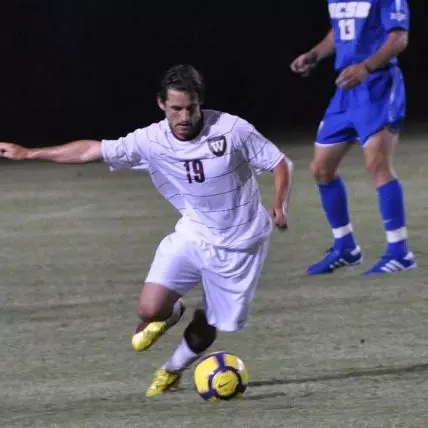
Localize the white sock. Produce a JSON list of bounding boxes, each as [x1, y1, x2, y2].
[[161, 338, 201, 372], [165, 300, 183, 328]]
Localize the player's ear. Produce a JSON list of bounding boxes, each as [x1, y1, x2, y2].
[[157, 97, 166, 112]]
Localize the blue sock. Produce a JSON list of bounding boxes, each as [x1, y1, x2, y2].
[[318, 176, 356, 250], [377, 179, 408, 257]]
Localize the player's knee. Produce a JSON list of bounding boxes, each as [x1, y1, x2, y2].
[[364, 152, 393, 180], [310, 160, 336, 183], [365, 157, 379, 177], [184, 309, 217, 353]]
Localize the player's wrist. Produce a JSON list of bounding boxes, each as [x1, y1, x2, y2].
[[274, 197, 287, 212], [307, 50, 319, 64], [362, 61, 375, 73], [25, 148, 38, 160]]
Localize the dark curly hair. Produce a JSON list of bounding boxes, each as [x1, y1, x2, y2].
[[158, 64, 205, 103]]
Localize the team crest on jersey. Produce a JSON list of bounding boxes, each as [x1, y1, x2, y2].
[[208, 136, 227, 157], [390, 11, 406, 22]]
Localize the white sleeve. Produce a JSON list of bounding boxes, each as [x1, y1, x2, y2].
[[235, 118, 284, 174], [101, 128, 150, 171]]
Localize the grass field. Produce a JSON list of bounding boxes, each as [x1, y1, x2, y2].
[[1, 134, 427, 427]]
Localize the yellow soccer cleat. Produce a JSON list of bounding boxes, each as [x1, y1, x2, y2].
[[145, 369, 182, 397], [131, 299, 185, 352]]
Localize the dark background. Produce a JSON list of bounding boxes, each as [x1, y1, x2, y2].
[[1, 0, 427, 146]]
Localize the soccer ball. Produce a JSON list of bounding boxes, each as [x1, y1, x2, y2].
[[193, 351, 248, 401]]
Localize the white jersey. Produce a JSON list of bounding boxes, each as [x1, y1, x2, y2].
[[101, 110, 284, 249]]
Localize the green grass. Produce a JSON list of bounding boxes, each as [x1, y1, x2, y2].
[[1, 136, 427, 427]]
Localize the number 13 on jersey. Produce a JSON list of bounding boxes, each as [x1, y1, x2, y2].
[[338, 18, 355, 40]]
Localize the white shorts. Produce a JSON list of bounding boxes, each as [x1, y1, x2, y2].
[[145, 233, 270, 332]]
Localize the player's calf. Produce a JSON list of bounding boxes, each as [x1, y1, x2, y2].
[[183, 308, 217, 353], [163, 308, 217, 371], [364, 130, 414, 264], [307, 174, 361, 274], [308, 144, 361, 275]]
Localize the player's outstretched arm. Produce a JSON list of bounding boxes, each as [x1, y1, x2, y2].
[[290, 29, 335, 76], [0, 140, 103, 163], [271, 157, 293, 230]]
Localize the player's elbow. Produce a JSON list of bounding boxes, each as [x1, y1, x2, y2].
[[401, 33, 409, 51], [80, 140, 103, 163], [390, 30, 409, 53], [398, 32, 409, 51]]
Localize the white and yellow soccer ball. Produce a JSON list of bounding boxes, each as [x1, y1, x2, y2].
[[194, 351, 248, 401]]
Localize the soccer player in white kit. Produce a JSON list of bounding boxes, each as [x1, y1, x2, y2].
[[0, 64, 293, 396]]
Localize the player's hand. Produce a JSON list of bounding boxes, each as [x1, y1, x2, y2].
[[272, 206, 288, 230], [290, 51, 318, 77], [0, 142, 29, 160], [335, 63, 368, 89]]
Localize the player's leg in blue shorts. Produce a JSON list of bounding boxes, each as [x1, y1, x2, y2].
[[307, 90, 363, 275], [354, 67, 416, 275], [308, 66, 415, 275]]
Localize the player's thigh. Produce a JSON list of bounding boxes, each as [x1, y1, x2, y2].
[[356, 67, 405, 146], [201, 238, 270, 332], [355, 103, 403, 151], [316, 91, 357, 147], [313, 110, 356, 182], [140, 233, 201, 319]]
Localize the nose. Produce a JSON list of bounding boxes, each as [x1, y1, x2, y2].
[[180, 110, 190, 123]]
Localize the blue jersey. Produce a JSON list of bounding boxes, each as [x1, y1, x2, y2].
[[328, 0, 409, 71]]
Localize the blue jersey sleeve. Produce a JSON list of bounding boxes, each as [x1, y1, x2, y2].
[[381, 0, 409, 32]]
